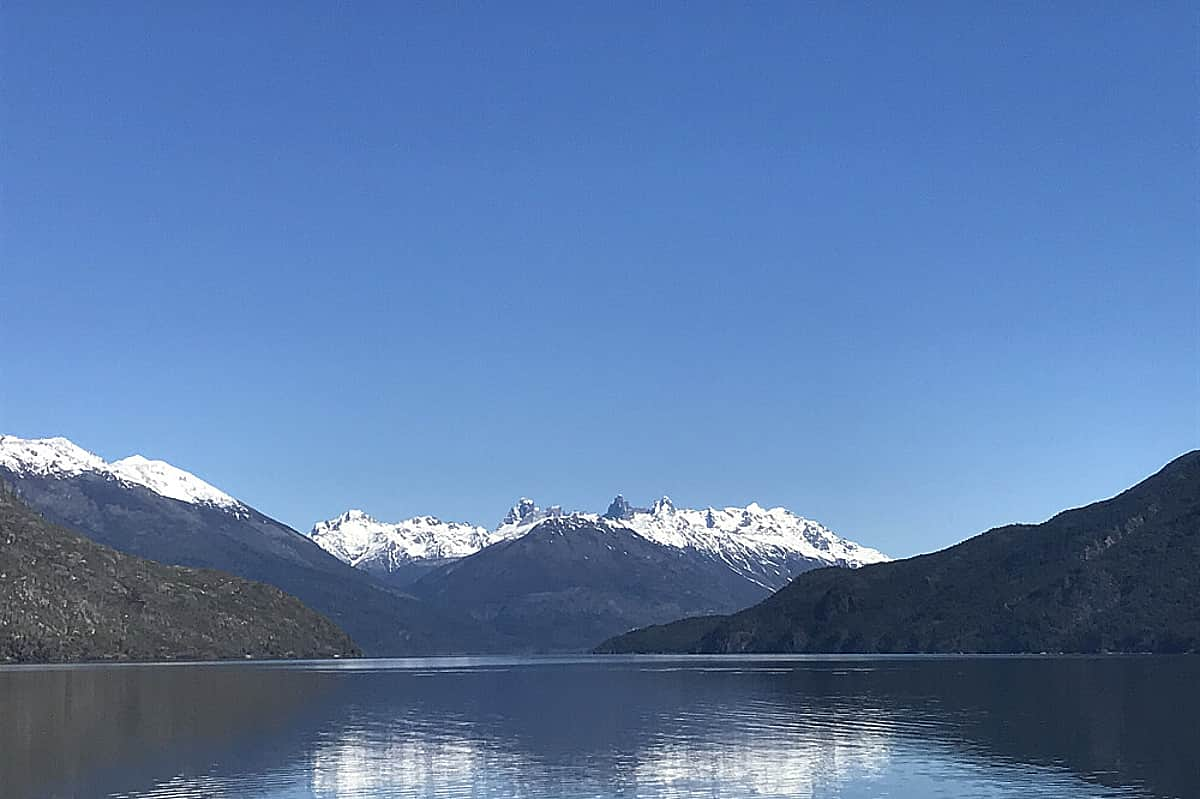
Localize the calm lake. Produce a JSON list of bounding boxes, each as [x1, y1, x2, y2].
[[1, 655, 1194, 799]]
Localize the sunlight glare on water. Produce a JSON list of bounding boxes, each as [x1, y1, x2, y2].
[[0, 656, 1189, 799]]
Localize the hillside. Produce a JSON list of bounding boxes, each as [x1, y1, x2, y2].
[[599, 451, 1200, 654], [0, 485, 359, 663]]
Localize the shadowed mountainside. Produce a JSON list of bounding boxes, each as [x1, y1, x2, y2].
[[599, 451, 1200, 654], [0, 485, 359, 662]]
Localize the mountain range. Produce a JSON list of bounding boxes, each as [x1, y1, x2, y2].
[[0, 435, 506, 655], [0, 434, 886, 655], [306, 495, 888, 651], [598, 450, 1200, 655], [309, 495, 887, 589], [10, 432, 1190, 659]]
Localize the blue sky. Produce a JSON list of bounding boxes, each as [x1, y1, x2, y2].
[[2, 3, 1196, 557]]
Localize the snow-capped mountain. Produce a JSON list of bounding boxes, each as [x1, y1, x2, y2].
[[308, 500, 557, 584], [2, 433, 892, 654], [310, 494, 888, 590], [0, 435, 246, 514], [405, 504, 888, 651], [0, 434, 509, 655], [310, 510, 497, 582], [0, 435, 109, 477], [603, 494, 888, 589]]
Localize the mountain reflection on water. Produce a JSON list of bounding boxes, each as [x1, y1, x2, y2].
[[0, 655, 1193, 799]]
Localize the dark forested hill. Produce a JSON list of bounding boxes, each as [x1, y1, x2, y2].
[[0, 486, 359, 663], [598, 451, 1200, 654]]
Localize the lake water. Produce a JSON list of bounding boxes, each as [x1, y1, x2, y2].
[[1, 655, 1194, 799]]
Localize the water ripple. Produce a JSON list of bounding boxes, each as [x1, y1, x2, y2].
[[0, 656, 1191, 799]]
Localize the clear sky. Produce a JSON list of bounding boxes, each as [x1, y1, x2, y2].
[[2, 3, 1196, 557]]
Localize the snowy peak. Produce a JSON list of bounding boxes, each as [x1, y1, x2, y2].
[[0, 435, 108, 477], [110, 455, 242, 510], [614, 501, 889, 572], [502, 497, 539, 526], [309, 511, 495, 572], [0, 434, 247, 514]]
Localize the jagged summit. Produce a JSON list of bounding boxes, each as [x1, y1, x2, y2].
[[309, 512, 496, 573], [0, 435, 245, 513], [604, 494, 635, 520], [605, 494, 677, 521], [502, 497, 539, 526], [310, 494, 889, 588], [494, 499, 565, 538]]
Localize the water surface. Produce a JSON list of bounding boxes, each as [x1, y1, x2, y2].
[[1, 655, 1194, 798]]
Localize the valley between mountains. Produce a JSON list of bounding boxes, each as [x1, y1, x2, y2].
[[0, 434, 886, 658], [2, 434, 1195, 661]]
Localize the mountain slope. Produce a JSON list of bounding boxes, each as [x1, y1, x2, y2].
[[0, 484, 358, 663], [599, 451, 1200, 654], [409, 516, 774, 651], [0, 436, 505, 655]]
